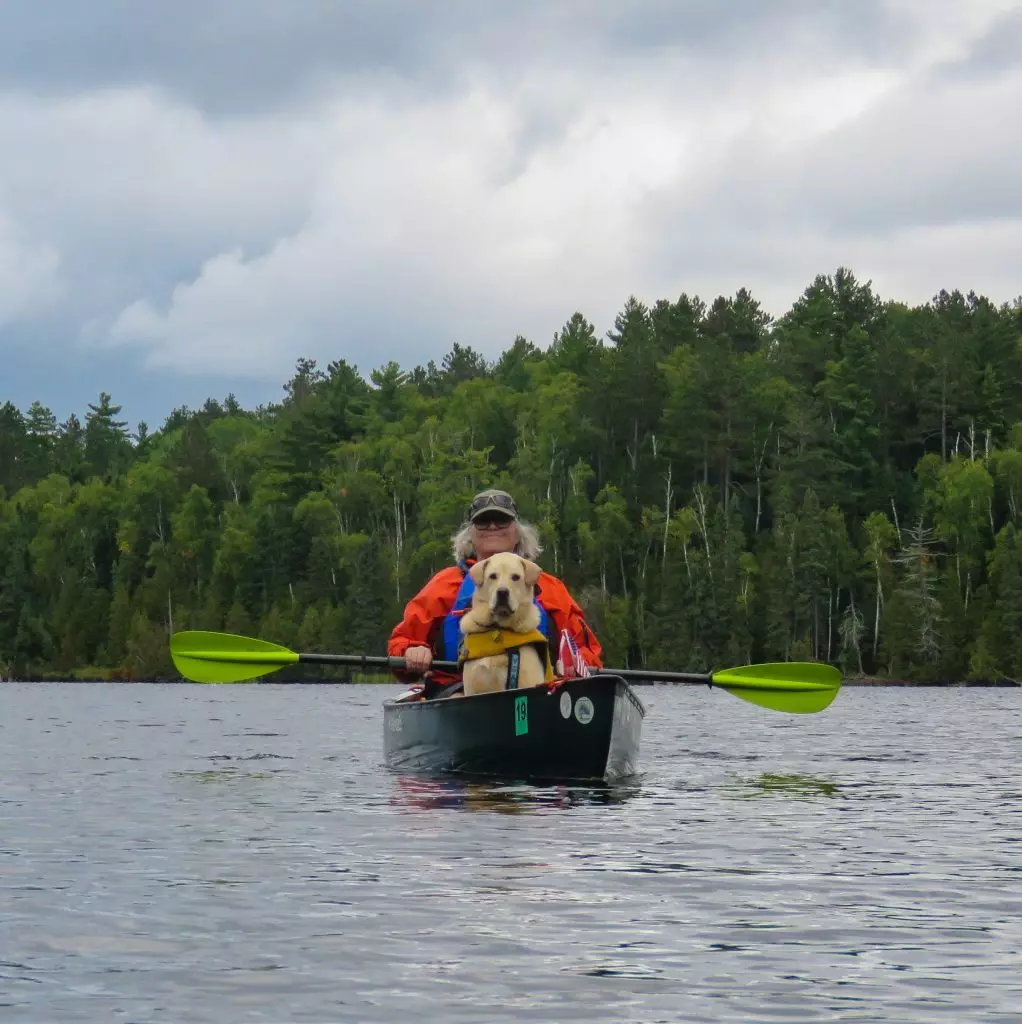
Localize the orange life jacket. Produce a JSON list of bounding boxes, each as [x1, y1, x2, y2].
[[388, 561, 602, 683]]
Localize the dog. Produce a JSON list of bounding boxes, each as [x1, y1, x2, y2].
[[458, 552, 552, 697]]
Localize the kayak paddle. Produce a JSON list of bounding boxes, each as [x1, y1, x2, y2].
[[170, 630, 841, 714], [169, 630, 459, 684], [607, 662, 841, 714]]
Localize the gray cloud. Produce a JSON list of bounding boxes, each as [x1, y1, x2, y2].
[[0, 210, 61, 327], [1, 0, 1020, 426], [0, 0, 902, 114], [937, 4, 1022, 80]]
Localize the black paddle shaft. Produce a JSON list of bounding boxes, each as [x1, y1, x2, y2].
[[296, 652, 461, 672], [604, 668, 713, 684], [295, 651, 710, 684]]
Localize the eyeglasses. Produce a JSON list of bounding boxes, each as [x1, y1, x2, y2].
[[473, 515, 515, 530]]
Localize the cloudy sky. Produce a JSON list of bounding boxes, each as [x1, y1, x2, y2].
[[1, 1, 1020, 429]]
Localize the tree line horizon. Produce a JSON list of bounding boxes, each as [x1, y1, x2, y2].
[[3, 266, 1022, 684]]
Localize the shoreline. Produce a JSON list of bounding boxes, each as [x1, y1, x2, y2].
[[3, 674, 1020, 688], [839, 678, 1019, 688]]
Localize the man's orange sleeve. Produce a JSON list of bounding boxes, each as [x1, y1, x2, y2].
[[537, 573, 604, 669], [388, 566, 465, 659]]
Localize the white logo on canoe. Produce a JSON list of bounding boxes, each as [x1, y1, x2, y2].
[[559, 691, 572, 719], [573, 696, 594, 725]]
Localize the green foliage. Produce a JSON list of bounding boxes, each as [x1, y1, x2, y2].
[[3, 273, 1022, 681], [125, 610, 172, 678]]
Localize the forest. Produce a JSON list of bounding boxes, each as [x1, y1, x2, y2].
[[2, 268, 1022, 684]]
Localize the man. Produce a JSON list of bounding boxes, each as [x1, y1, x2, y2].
[[388, 489, 602, 687]]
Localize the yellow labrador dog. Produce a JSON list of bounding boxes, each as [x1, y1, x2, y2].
[[459, 552, 550, 697]]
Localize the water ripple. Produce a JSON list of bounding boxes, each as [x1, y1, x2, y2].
[[1, 683, 1020, 1022]]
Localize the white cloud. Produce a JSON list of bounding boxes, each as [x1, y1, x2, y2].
[[97, 61, 907, 375], [106, 82, 656, 378]]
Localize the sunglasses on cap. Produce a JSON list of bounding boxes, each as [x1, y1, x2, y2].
[[467, 491, 519, 519]]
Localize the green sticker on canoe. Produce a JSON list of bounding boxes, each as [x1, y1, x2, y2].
[[514, 694, 529, 736]]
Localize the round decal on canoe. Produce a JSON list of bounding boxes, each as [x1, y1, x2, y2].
[[573, 696, 595, 725], [559, 691, 572, 719]]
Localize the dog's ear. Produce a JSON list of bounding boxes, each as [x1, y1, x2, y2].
[[518, 557, 542, 587], [469, 558, 489, 585]]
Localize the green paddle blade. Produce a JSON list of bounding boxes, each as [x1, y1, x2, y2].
[[710, 662, 842, 714], [170, 631, 299, 683]]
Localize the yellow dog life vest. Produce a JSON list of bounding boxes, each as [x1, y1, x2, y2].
[[458, 628, 556, 684]]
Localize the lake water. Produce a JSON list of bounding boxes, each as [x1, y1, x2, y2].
[[1, 682, 1020, 1023]]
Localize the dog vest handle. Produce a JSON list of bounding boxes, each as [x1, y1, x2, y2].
[[506, 648, 520, 690]]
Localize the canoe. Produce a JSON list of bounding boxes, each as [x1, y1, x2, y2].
[[382, 673, 645, 783]]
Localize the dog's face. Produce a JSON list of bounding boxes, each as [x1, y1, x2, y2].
[[469, 552, 541, 625]]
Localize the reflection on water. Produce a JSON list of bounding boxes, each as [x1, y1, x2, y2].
[[389, 774, 641, 813], [725, 772, 842, 800]]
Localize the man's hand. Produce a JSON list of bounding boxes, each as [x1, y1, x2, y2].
[[403, 645, 433, 673]]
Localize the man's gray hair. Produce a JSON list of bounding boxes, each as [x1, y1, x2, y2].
[[451, 519, 543, 564]]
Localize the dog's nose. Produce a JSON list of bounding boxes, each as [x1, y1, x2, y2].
[[495, 587, 510, 604]]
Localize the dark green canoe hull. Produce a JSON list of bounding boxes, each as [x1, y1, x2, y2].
[[382, 674, 645, 783]]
